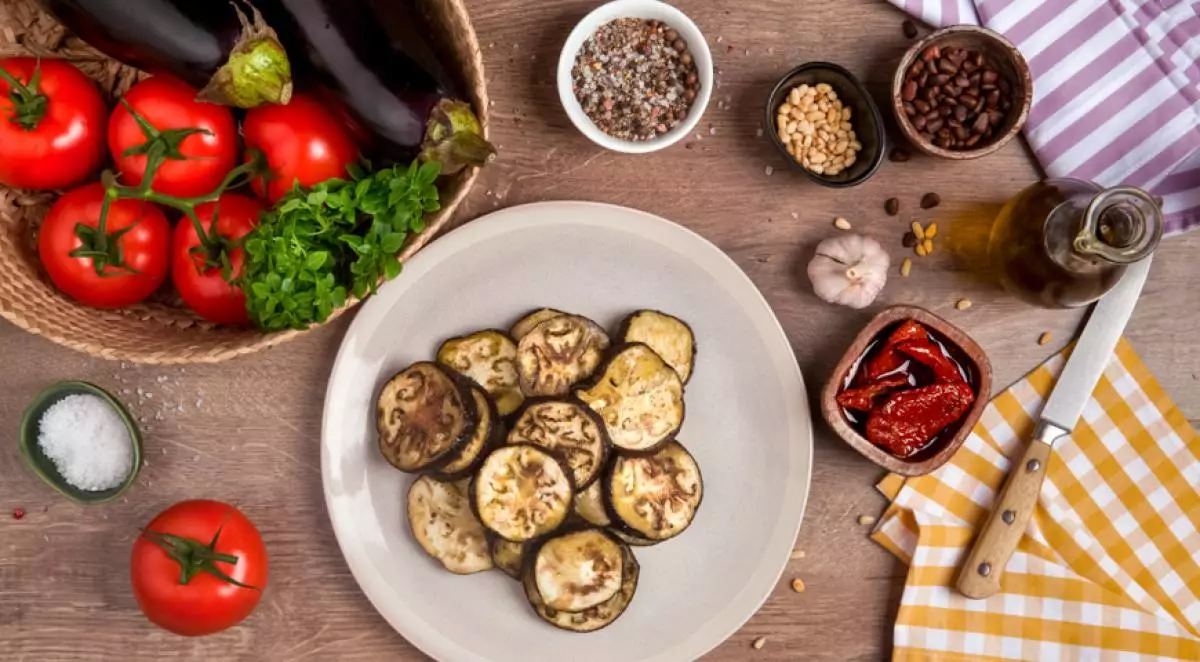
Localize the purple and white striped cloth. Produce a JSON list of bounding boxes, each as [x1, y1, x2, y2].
[[890, 0, 1200, 236]]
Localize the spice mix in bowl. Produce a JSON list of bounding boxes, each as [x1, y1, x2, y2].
[[558, 0, 713, 153]]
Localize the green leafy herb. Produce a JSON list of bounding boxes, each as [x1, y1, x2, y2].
[[241, 161, 441, 331]]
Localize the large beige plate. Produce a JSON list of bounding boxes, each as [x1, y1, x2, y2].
[[321, 202, 812, 661]]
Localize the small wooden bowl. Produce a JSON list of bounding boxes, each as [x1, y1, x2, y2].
[[820, 306, 992, 477], [891, 25, 1032, 160]]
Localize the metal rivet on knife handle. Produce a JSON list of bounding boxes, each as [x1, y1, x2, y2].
[[1026, 459, 1041, 472], [1002, 509, 1016, 524], [977, 562, 992, 577]]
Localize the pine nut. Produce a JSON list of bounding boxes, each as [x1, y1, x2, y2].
[[791, 577, 806, 592], [1038, 332, 1052, 345], [915, 244, 928, 257], [900, 258, 912, 277], [911, 221, 925, 240], [922, 238, 934, 254], [789, 549, 806, 560], [833, 217, 851, 230], [956, 298, 972, 310], [753, 637, 767, 650], [925, 222, 939, 239], [857, 515, 876, 526]]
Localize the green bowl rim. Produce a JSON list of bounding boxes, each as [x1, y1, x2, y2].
[[18, 380, 143, 504]]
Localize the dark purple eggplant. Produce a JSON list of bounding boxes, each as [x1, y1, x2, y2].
[[254, 0, 495, 174], [40, 0, 292, 108]]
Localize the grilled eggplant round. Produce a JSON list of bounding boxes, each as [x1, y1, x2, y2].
[[436, 383, 500, 480], [574, 343, 685, 454], [522, 531, 640, 632], [437, 330, 524, 416], [574, 482, 612, 527], [618, 310, 696, 383], [605, 440, 703, 542], [516, 315, 610, 397], [490, 537, 527, 580], [507, 398, 610, 489], [378, 362, 477, 473], [510, 308, 566, 341], [530, 528, 624, 613], [472, 444, 574, 542], [407, 476, 493, 574]]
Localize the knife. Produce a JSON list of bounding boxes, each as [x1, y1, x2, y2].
[[955, 257, 1153, 599]]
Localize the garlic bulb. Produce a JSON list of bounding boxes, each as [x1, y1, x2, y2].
[[807, 234, 889, 309]]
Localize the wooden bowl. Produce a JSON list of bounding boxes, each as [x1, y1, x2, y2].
[[765, 62, 886, 188], [820, 305, 992, 477], [891, 25, 1032, 160], [0, 0, 488, 364]]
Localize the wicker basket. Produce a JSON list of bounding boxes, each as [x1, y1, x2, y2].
[[0, 0, 488, 363]]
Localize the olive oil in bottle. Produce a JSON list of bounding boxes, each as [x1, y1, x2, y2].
[[988, 179, 1162, 308]]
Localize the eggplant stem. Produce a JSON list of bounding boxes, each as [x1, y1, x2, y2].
[[420, 100, 497, 175], [200, 3, 292, 108]]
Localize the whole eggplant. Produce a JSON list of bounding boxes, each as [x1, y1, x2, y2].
[[254, 0, 495, 174], [40, 0, 292, 108]]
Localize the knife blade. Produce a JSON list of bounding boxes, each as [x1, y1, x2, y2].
[[956, 257, 1152, 599]]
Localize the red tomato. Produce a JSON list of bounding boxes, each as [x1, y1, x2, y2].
[[131, 500, 268, 637], [0, 58, 107, 190], [172, 194, 262, 325], [38, 183, 170, 308], [243, 93, 358, 203], [109, 76, 238, 198]]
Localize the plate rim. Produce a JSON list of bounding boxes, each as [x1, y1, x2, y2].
[[321, 201, 813, 661]]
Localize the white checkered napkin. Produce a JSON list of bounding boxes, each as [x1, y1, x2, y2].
[[872, 339, 1200, 660]]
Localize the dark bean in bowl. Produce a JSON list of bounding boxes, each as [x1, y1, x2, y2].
[[765, 62, 885, 188]]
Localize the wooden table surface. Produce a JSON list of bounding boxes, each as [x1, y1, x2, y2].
[[3, 1, 1198, 660]]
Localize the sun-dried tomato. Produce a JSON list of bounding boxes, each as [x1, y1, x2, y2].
[[866, 381, 975, 458], [896, 340, 967, 384], [862, 320, 927, 382], [836, 373, 911, 411]]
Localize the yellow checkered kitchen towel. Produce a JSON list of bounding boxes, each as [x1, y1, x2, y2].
[[871, 338, 1200, 661]]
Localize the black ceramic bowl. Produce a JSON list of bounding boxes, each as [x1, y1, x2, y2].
[[765, 62, 886, 188]]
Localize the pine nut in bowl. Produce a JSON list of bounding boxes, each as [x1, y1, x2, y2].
[[557, 0, 713, 153], [766, 62, 885, 188], [892, 25, 1033, 159], [18, 381, 142, 504]]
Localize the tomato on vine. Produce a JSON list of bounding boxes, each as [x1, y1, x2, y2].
[[243, 93, 358, 203], [131, 500, 268, 636], [0, 57, 107, 190], [37, 182, 170, 309], [109, 76, 239, 198], [172, 194, 262, 325]]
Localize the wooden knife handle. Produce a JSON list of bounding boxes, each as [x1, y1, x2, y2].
[[955, 439, 1053, 599]]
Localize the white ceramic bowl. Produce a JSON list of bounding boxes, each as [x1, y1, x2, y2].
[[557, 0, 713, 153]]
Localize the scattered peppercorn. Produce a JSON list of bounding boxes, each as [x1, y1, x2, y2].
[[902, 231, 918, 247], [885, 197, 900, 216], [13, 506, 25, 520], [902, 20, 918, 39], [921, 192, 941, 209], [889, 147, 912, 162]]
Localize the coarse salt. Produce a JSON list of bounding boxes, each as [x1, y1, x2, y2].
[[37, 394, 131, 491]]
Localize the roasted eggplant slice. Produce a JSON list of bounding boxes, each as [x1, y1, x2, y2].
[[517, 315, 610, 397], [472, 444, 574, 542], [507, 398, 610, 489], [618, 310, 696, 383], [574, 482, 612, 527], [436, 383, 500, 480], [530, 528, 624, 612], [378, 362, 477, 473], [605, 440, 703, 542], [574, 343, 685, 454], [407, 476, 493, 574], [437, 330, 524, 416], [522, 532, 640, 632], [510, 308, 566, 341], [490, 537, 526, 580]]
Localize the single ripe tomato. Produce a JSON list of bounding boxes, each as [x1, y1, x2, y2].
[[0, 58, 107, 190], [109, 76, 238, 198], [172, 194, 262, 325], [38, 182, 170, 308], [243, 93, 358, 203], [131, 500, 268, 637]]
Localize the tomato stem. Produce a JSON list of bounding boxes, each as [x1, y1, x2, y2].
[[0, 59, 48, 131], [140, 525, 259, 590]]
